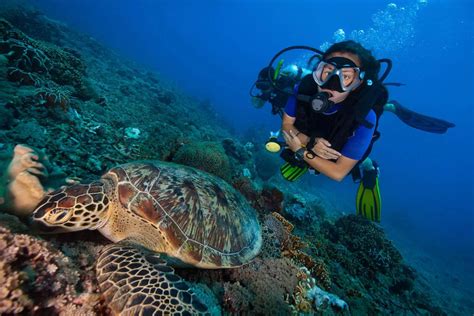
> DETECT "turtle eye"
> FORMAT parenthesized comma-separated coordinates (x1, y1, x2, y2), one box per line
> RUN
(47, 208, 73, 224)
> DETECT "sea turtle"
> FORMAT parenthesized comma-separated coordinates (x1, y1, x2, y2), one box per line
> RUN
(30, 161, 262, 315)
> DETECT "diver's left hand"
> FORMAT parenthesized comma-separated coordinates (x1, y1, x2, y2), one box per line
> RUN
(282, 130, 303, 152)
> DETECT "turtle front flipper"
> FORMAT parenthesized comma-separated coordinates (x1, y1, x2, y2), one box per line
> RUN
(96, 243, 210, 315)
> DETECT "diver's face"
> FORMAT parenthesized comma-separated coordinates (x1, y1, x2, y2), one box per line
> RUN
(319, 51, 362, 103)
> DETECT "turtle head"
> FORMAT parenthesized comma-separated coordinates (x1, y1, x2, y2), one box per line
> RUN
(30, 181, 111, 233)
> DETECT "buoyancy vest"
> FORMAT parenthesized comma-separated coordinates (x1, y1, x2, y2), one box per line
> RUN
(294, 74, 388, 161)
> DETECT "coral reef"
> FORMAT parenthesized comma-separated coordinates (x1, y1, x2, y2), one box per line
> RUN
(222, 282, 252, 314)
(224, 258, 300, 315)
(232, 178, 285, 214)
(222, 138, 252, 164)
(0, 3, 449, 315)
(172, 141, 233, 182)
(0, 224, 104, 314)
(35, 85, 71, 110)
(283, 194, 327, 226)
(323, 214, 403, 276)
(292, 267, 347, 314)
(0, 19, 85, 89)
(260, 186, 284, 212)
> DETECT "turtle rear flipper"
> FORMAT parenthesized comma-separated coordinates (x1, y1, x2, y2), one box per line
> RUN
(96, 243, 210, 315)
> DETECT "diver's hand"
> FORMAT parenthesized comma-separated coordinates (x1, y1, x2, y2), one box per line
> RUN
(312, 138, 341, 160)
(282, 130, 303, 152)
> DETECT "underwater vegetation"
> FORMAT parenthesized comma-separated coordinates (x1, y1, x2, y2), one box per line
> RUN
(0, 2, 448, 315)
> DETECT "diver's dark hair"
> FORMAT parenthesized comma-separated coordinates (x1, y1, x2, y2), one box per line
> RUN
(323, 40, 380, 82)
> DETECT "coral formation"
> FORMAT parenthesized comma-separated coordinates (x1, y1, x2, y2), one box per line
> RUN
(260, 186, 284, 212)
(221, 138, 251, 164)
(36, 85, 71, 110)
(323, 214, 403, 276)
(224, 258, 300, 315)
(222, 282, 252, 314)
(172, 141, 233, 182)
(0, 19, 85, 89)
(0, 225, 103, 314)
(292, 267, 347, 313)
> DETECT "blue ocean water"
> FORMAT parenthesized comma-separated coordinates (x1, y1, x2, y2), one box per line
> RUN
(32, 0, 473, 307)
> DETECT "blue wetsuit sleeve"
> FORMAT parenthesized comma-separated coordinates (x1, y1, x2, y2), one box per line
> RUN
(340, 110, 377, 160)
(284, 83, 299, 117)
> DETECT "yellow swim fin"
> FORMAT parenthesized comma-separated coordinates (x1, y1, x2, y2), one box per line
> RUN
(356, 168, 381, 222)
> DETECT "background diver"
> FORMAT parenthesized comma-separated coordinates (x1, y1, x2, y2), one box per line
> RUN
(250, 42, 455, 222)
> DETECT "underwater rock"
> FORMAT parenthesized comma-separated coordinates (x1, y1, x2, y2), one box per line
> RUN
(222, 138, 251, 164)
(260, 186, 284, 213)
(254, 149, 281, 181)
(0, 104, 14, 129)
(307, 285, 348, 311)
(242, 167, 251, 178)
(9, 119, 46, 144)
(157, 90, 175, 105)
(73, 77, 99, 101)
(283, 194, 327, 226)
(124, 126, 141, 139)
(0, 2, 65, 44)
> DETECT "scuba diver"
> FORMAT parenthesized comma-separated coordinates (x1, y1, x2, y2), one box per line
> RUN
(250, 42, 455, 222)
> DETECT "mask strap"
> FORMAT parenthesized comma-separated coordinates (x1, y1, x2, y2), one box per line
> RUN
(377, 58, 392, 82)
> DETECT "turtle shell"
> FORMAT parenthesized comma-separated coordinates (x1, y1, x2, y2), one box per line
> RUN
(103, 161, 262, 268)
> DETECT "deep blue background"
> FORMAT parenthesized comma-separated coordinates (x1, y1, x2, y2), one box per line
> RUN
(32, 0, 473, 279)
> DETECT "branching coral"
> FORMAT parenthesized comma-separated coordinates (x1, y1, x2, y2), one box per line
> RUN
(271, 212, 316, 268)
(6, 67, 41, 86)
(312, 258, 332, 290)
(0, 38, 52, 73)
(0, 18, 86, 88)
(36, 85, 71, 110)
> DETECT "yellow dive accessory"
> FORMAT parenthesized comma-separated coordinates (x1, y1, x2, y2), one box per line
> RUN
(356, 167, 381, 222)
(265, 137, 281, 153)
(265, 130, 284, 153)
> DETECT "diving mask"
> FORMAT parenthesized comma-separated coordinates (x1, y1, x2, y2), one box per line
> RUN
(313, 57, 365, 93)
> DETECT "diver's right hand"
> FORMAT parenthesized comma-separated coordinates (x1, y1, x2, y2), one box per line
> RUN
(312, 138, 342, 160)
